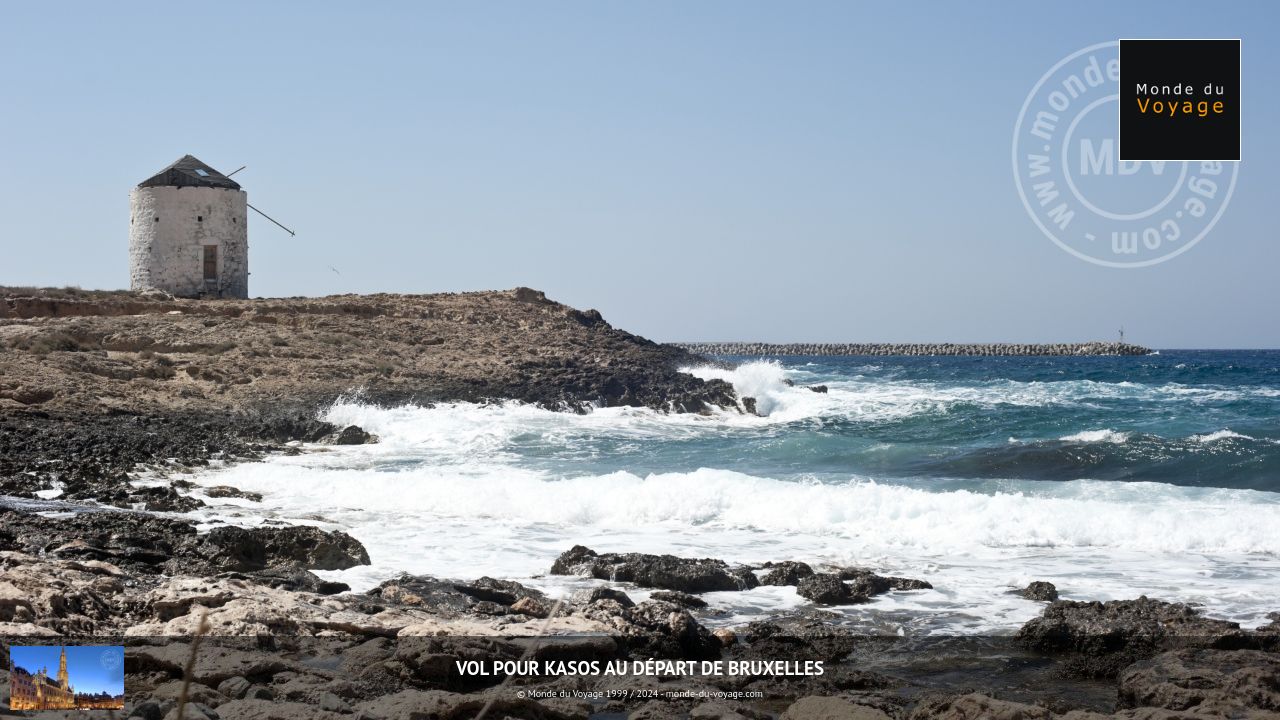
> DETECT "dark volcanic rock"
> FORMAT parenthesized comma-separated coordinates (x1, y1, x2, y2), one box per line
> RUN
(572, 586, 636, 607)
(369, 574, 547, 616)
(123, 484, 206, 512)
(795, 569, 931, 606)
(452, 576, 548, 606)
(836, 567, 933, 596)
(0, 505, 194, 572)
(1015, 596, 1273, 678)
(1118, 648, 1280, 715)
(0, 411, 329, 508)
(649, 590, 709, 609)
(759, 561, 815, 587)
(551, 545, 758, 593)
(330, 424, 375, 445)
(1018, 580, 1059, 602)
(0, 506, 368, 580)
(203, 485, 263, 502)
(192, 525, 371, 572)
(222, 568, 351, 595)
(737, 612, 862, 664)
(796, 574, 856, 605)
(1260, 611, 1280, 633)
(579, 599, 721, 660)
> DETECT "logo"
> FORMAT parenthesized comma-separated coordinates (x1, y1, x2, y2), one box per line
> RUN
(1119, 39, 1240, 161)
(100, 647, 122, 671)
(1013, 41, 1238, 267)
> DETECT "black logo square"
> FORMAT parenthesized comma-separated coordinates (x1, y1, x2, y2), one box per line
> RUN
(1119, 39, 1240, 161)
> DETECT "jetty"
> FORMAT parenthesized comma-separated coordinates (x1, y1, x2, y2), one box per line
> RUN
(672, 342, 1152, 357)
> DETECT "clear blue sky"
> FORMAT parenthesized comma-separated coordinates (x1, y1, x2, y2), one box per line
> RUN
(8, 645, 123, 696)
(2, 1, 1276, 347)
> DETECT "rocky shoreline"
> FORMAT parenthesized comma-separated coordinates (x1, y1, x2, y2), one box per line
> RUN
(1, 526, 1277, 719)
(1, 287, 1276, 719)
(672, 342, 1153, 357)
(0, 287, 739, 510)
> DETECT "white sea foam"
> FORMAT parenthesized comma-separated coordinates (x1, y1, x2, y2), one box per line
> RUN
(1191, 429, 1255, 443)
(681, 361, 1268, 424)
(1059, 429, 1130, 444)
(173, 394, 1280, 634)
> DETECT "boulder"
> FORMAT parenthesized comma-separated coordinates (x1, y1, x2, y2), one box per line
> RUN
(510, 596, 551, 618)
(369, 574, 548, 618)
(571, 586, 635, 607)
(203, 485, 264, 502)
(796, 574, 856, 605)
(759, 561, 815, 587)
(1016, 596, 1271, 678)
(550, 545, 757, 593)
(217, 675, 252, 700)
(649, 590, 708, 609)
(1118, 648, 1280, 715)
(192, 525, 370, 572)
(330, 425, 375, 445)
(836, 567, 933, 595)
(578, 599, 721, 660)
(713, 628, 737, 647)
(1019, 581, 1060, 602)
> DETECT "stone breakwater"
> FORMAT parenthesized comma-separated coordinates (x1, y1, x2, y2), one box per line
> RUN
(672, 342, 1152, 357)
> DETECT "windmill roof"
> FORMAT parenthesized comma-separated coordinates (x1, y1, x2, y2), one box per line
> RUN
(137, 155, 241, 190)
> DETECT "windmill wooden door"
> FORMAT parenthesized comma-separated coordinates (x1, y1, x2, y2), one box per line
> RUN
(203, 245, 218, 291)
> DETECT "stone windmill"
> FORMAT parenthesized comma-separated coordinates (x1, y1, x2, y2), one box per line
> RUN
(129, 155, 293, 298)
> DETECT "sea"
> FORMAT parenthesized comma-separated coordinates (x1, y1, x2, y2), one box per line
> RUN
(180, 350, 1280, 635)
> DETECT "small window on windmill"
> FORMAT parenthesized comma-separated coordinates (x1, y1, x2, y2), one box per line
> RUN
(197, 215, 203, 222)
(194, 168, 209, 177)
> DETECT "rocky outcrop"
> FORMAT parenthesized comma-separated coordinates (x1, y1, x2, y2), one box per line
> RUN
(0, 288, 739, 418)
(1020, 581, 1060, 602)
(1016, 596, 1274, 678)
(759, 561, 815, 586)
(1118, 648, 1280, 715)
(0, 506, 369, 578)
(797, 574, 855, 605)
(368, 574, 549, 617)
(577, 596, 721, 660)
(327, 424, 377, 445)
(550, 546, 758, 593)
(837, 567, 933, 595)
(674, 342, 1152, 357)
(795, 569, 932, 606)
(192, 525, 370, 572)
(0, 289, 746, 508)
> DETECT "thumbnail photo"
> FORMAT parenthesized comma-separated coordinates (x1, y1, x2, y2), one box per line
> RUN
(6, 646, 124, 711)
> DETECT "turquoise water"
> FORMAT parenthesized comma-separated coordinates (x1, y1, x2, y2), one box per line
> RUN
(681, 351, 1280, 492)
(186, 350, 1280, 634)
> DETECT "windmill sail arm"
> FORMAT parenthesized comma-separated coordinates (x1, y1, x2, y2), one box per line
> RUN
(247, 203, 296, 236)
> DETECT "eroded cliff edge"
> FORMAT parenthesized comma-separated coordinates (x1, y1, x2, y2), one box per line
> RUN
(0, 286, 735, 506)
(0, 286, 735, 416)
